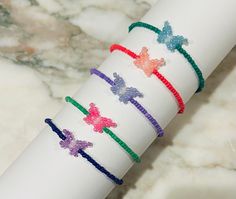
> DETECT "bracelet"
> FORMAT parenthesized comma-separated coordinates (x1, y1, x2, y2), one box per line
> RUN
(65, 96, 141, 163)
(110, 44, 185, 113)
(45, 118, 123, 185)
(90, 68, 164, 137)
(128, 21, 205, 92)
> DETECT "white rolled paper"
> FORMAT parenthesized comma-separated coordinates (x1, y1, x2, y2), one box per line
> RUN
(0, 0, 235, 198)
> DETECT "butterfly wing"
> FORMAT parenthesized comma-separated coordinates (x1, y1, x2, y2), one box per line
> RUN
(118, 87, 142, 104)
(134, 47, 151, 72)
(60, 129, 74, 148)
(168, 35, 188, 51)
(111, 73, 126, 95)
(157, 21, 172, 44)
(100, 117, 117, 129)
(84, 103, 100, 125)
(127, 87, 143, 98)
(89, 103, 100, 117)
(77, 140, 93, 150)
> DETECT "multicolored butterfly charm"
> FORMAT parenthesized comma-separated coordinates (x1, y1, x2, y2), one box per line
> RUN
(83, 103, 117, 133)
(134, 47, 165, 77)
(59, 129, 93, 157)
(110, 73, 143, 104)
(157, 21, 188, 52)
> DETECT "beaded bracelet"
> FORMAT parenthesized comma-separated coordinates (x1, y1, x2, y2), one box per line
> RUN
(45, 118, 123, 185)
(128, 21, 205, 92)
(110, 44, 185, 113)
(65, 96, 141, 163)
(90, 68, 164, 137)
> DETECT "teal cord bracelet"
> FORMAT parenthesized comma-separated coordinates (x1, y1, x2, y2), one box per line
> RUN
(129, 21, 205, 92)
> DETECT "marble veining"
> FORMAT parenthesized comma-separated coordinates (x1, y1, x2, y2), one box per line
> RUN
(0, 1, 235, 199)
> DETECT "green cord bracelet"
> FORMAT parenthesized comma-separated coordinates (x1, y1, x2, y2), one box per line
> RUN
(129, 21, 205, 92)
(65, 96, 141, 163)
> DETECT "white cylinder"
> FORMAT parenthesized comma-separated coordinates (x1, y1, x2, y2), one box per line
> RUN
(0, 0, 235, 198)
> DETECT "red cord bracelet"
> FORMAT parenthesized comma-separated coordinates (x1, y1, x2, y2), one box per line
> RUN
(110, 44, 185, 113)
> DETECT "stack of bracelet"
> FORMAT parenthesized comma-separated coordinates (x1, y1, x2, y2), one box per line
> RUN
(45, 20, 204, 185)
(128, 21, 205, 92)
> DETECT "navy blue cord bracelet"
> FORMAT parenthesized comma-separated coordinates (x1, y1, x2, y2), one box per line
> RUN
(45, 118, 123, 185)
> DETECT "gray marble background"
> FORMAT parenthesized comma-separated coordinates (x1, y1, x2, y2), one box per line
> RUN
(0, 1, 235, 198)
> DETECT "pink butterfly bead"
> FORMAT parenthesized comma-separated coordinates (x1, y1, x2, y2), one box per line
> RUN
(83, 103, 117, 133)
(133, 47, 165, 77)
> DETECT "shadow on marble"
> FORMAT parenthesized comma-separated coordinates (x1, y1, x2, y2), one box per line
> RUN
(166, 185, 235, 199)
(106, 47, 236, 199)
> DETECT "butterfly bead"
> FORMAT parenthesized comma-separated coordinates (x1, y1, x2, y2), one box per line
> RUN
(111, 73, 143, 104)
(157, 21, 188, 52)
(134, 47, 165, 77)
(83, 103, 117, 133)
(59, 129, 93, 157)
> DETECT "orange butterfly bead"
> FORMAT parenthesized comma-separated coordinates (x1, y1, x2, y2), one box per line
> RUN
(134, 47, 165, 77)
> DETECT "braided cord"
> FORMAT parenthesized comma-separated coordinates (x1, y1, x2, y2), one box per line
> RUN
(45, 118, 66, 140)
(110, 44, 139, 59)
(65, 97, 89, 115)
(152, 69, 185, 113)
(176, 46, 204, 92)
(78, 149, 123, 185)
(65, 96, 141, 163)
(103, 128, 140, 162)
(129, 21, 161, 34)
(128, 21, 204, 92)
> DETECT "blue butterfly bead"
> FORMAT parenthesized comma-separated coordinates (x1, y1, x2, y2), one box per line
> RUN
(157, 21, 188, 52)
(110, 73, 143, 104)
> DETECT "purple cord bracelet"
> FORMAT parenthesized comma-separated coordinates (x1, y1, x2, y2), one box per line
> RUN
(90, 68, 164, 137)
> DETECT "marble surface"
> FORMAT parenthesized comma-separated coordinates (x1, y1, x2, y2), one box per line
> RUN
(0, 1, 236, 199)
